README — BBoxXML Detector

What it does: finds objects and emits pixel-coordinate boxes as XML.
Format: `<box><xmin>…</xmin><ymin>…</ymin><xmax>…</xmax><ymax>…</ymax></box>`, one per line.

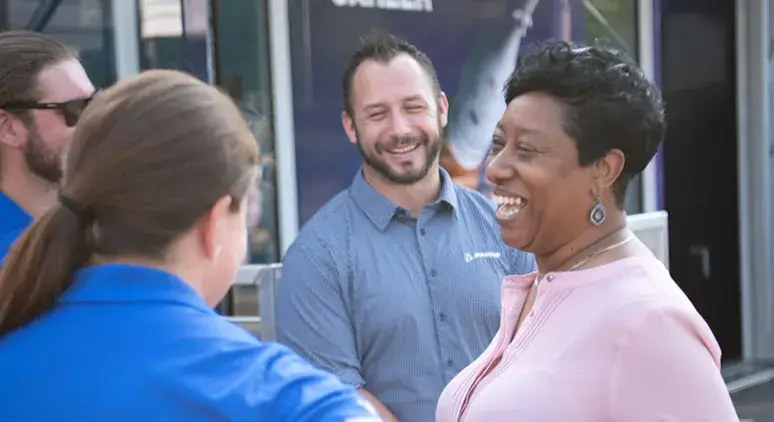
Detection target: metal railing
<box><xmin>228</xmin><ymin>263</ymin><xmax>282</xmax><ymax>341</ymax></box>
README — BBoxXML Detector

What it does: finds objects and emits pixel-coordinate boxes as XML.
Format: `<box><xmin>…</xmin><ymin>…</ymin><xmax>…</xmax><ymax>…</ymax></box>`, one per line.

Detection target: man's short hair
<box><xmin>341</xmin><ymin>30</ymin><xmax>440</xmax><ymax>117</ymax></box>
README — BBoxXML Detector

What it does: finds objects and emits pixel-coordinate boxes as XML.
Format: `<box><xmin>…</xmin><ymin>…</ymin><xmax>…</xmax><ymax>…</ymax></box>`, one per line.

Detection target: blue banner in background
<box><xmin>288</xmin><ymin>0</ymin><xmax>587</xmax><ymax>225</ymax></box>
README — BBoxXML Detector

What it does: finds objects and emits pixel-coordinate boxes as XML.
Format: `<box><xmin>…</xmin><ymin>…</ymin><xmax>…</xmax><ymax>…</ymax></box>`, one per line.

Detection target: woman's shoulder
<box><xmin>584</xmin><ymin>256</ymin><xmax>718</xmax><ymax>350</ymax></box>
<box><xmin>590</xmin><ymin>255</ymin><xmax>692</xmax><ymax>306</ymax></box>
<box><xmin>598</xmin><ymin>258</ymin><xmax>721</xmax><ymax>360</ymax></box>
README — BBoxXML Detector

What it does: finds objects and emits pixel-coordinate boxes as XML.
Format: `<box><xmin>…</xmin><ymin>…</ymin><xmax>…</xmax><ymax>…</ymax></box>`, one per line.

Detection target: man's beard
<box><xmin>355</xmin><ymin>120</ymin><xmax>442</xmax><ymax>185</ymax></box>
<box><xmin>25</xmin><ymin>125</ymin><xmax>62</xmax><ymax>184</ymax></box>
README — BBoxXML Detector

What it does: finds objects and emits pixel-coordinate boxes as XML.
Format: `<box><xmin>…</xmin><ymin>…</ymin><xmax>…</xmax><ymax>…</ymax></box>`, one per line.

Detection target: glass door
<box><xmin>210</xmin><ymin>0</ymin><xmax>278</xmax><ymax>316</ymax></box>
<box><xmin>138</xmin><ymin>0</ymin><xmax>279</xmax><ymax>316</ymax></box>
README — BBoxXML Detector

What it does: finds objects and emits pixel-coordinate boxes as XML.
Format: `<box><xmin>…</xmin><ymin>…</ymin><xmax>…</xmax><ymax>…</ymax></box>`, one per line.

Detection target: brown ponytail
<box><xmin>0</xmin><ymin>69</ymin><xmax>259</xmax><ymax>337</ymax></box>
<box><xmin>0</xmin><ymin>202</ymin><xmax>92</xmax><ymax>336</ymax></box>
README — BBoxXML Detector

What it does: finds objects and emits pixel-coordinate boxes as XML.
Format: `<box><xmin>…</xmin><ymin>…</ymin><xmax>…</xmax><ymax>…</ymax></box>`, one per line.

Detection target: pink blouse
<box><xmin>436</xmin><ymin>256</ymin><xmax>739</xmax><ymax>421</ymax></box>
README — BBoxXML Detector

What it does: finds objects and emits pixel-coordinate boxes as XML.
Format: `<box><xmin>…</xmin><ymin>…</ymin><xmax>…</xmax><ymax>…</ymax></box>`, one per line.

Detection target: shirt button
<box><xmin>546</xmin><ymin>274</ymin><xmax>555</xmax><ymax>282</ymax></box>
<box><xmin>447</xmin><ymin>359</ymin><xmax>454</xmax><ymax>368</ymax></box>
<box><xmin>430</xmin><ymin>269</ymin><xmax>437</xmax><ymax>277</ymax></box>
<box><xmin>439</xmin><ymin>312</ymin><xmax>447</xmax><ymax>321</ymax></box>
<box><xmin>420</xmin><ymin>228</ymin><xmax>426</xmax><ymax>236</ymax></box>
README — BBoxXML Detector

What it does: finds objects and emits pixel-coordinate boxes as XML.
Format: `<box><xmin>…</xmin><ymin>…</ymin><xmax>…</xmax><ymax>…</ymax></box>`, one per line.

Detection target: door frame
<box><xmin>112</xmin><ymin>1</ymin><xmax>140</xmax><ymax>81</ymax></box>
<box><xmin>736</xmin><ymin>0</ymin><xmax>774</xmax><ymax>360</ymax></box>
<box><xmin>637</xmin><ymin>0</ymin><xmax>659</xmax><ymax>213</ymax></box>
<box><xmin>267</xmin><ymin>0</ymin><xmax>300</xmax><ymax>257</ymax></box>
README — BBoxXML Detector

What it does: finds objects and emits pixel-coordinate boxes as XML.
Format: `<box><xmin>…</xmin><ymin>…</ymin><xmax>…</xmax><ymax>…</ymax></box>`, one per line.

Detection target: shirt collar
<box><xmin>350</xmin><ymin>166</ymin><xmax>460</xmax><ymax>231</ymax></box>
<box><xmin>0</xmin><ymin>191</ymin><xmax>32</xmax><ymax>235</ymax></box>
<box><xmin>59</xmin><ymin>263</ymin><xmax>212</xmax><ymax>313</ymax></box>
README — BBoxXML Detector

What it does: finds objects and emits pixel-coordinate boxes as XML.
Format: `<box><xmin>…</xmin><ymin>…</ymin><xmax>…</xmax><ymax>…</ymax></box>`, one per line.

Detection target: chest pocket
<box><xmin>347</xmin><ymin>237</ymin><xmax>433</xmax><ymax>344</ymax></box>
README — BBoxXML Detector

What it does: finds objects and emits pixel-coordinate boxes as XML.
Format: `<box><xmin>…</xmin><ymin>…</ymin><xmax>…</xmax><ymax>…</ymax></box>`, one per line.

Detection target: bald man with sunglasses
<box><xmin>0</xmin><ymin>31</ymin><xmax>96</xmax><ymax>260</ymax></box>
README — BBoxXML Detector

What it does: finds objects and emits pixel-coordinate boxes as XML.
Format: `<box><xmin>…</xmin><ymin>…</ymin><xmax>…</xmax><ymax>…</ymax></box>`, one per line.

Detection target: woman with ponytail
<box><xmin>0</xmin><ymin>70</ymin><xmax>379</xmax><ymax>422</ymax></box>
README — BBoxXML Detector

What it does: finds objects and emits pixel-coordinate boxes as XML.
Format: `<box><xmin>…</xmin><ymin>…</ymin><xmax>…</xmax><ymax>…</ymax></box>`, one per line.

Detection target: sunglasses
<box><xmin>1</xmin><ymin>92</ymin><xmax>98</xmax><ymax>127</ymax></box>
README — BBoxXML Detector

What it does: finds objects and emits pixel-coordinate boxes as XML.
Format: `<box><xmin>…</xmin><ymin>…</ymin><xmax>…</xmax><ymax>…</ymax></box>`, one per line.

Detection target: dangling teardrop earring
<box><xmin>589</xmin><ymin>197</ymin><xmax>606</xmax><ymax>226</ymax></box>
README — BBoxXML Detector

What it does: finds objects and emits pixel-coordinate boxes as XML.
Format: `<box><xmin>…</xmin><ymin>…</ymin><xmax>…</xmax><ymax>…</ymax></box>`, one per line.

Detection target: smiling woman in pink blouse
<box><xmin>436</xmin><ymin>41</ymin><xmax>739</xmax><ymax>422</ymax></box>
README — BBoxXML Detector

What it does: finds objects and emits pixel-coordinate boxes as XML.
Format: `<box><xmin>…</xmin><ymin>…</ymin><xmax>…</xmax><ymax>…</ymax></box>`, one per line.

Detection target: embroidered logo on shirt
<box><xmin>464</xmin><ymin>251</ymin><xmax>501</xmax><ymax>263</ymax></box>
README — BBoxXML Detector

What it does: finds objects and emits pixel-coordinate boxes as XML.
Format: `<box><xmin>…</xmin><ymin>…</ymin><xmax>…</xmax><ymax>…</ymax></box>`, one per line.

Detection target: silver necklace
<box><xmin>536</xmin><ymin>234</ymin><xmax>636</xmax><ymax>285</ymax></box>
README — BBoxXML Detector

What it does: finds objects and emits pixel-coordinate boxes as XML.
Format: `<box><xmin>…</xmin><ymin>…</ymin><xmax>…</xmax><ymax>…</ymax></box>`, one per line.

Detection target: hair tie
<box><xmin>58</xmin><ymin>191</ymin><xmax>94</xmax><ymax>225</ymax></box>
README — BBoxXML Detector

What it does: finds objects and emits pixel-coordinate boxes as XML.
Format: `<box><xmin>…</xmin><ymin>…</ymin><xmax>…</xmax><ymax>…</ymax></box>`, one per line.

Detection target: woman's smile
<box><xmin>493</xmin><ymin>194</ymin><xmax>528</xmax><ymax>222</ymax></box>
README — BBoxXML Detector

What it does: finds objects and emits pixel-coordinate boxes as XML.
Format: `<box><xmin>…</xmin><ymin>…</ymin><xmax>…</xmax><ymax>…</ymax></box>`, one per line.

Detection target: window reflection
<box><xmin>212</xmin><ymin>0</ymin><xmax>278</xmax><ymax>266</ymax></box>
<box><xmin>583</xmin><ymin>0</ymin><xmax>637</xmax><ymax>55</ymax></box>
<box><xmin>2</xmin><ymin>0</ymin><xmax>117</xmax><ymax>87</ymax></box>
<box><xmin>240</xmin><ymin>108</ymin><xmax>277</xmax><ymax>264</ymax></box>
<box><xmin>213</xmin><ymin>0</ymin><xmax>276</xmax><ymax>317</ymax></box>
<box><xmin>135</xmin><ymin>0</ymin><xmax>279</xmax><ymax>268</ymax></box>
<box><xmin>583</xmin><ymin>0</ymin><xmax>642</xmax><ymax>214</ymax></box>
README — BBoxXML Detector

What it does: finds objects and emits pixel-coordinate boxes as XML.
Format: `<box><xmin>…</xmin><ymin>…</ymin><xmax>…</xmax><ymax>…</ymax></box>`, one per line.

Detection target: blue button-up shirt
<box><xmin>0</xmin><ymin>264</ymin><xmax>380</xmax><ymax>421</ymax></box>
<box><xmin>277</xmin><ymin>168</ymin><xmax>535</xmax><ymax>422</ymax></box>
<box><xmin>0</xmin><ymin>191</ymin><xmax>32</xmax><ymax>260</ymax></box>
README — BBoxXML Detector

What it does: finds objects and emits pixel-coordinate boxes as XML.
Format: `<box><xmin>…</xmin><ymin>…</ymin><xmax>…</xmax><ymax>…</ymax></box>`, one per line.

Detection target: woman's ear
<box><xmin>593</xmin><ymin>148</ymin><xmax>626</xmax><ymax>189</ymax></box>
<box><xmin>198</xmin><ymin>194</ymin><xmax>232</xmax><ymax>260</ymax></box>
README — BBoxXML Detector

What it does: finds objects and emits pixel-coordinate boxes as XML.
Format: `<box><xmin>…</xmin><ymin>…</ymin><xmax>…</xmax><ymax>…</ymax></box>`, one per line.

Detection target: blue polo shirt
<box><xmin>0</xmin><ymin>264</ymin><xmax>380</xmax><ymax>422</ymax></box>
<box><xmin>0</xmin><ymin>191</ymin><xmax>32</xmax><ymax>260</ymax></box>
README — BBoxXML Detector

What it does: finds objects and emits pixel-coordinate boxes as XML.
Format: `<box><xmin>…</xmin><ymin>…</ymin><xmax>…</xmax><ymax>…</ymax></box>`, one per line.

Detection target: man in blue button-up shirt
<box><xmin>0</xmin><ymin>31</ymin><xmax>95</xmax><ymax>260</ymax></box>
<box><xmin>277</xmin><ymin>32</ymin><xmax>535</xmax><ymax>422</ymax></box>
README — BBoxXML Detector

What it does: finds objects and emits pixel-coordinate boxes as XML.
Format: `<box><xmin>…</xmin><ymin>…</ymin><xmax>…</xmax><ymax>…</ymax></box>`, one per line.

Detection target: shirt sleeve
<box><xmin>149</xmin><ymin>320</ymin><xmax>379</xmax><ymax>422</ymax></box>
<box><xmin>609</xmin><ymin>304</ymin><xmax>739</xmax><ymax>421</ymax></box>
<box><xmin>507</xmin><ymin>247</ymin><xmax>536</xmax><ymax>275</ymax></box>
<box><xmin>262</xmin><ymin>344</ymin><xmax>381</xmax><ymax>422</ymax></box>
<box><xmin>276</xmin><ymin>240</ymin><xmax>365</xmax><ymax>388</ymax></box>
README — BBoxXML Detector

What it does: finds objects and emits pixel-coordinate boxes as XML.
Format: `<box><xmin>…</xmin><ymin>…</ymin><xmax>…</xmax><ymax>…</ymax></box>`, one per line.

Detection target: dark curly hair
<box><xmin>504</xmin><ymin>41</ymin><xmax>666</xmax><ymax>207</ymax></box>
